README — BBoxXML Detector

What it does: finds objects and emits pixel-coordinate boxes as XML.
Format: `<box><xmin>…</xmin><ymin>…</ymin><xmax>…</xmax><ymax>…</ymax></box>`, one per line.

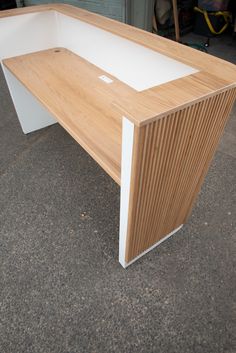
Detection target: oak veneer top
<box><xmin>1</xmin><ymin>4</ymin><xmax>236</xmax><ymax>126</ymax></box>
<box><xmin>3</xmin><ymin>48</ymin><xmax>126</xmax><ymax>184</ymax></box>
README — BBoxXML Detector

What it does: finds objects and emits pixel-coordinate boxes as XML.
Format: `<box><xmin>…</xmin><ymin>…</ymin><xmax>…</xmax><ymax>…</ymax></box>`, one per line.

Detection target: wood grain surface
<box><xmin>0</xmin><ymin>4</ymin><xmax>235</xmax><ymax>127</ymax></box>
<box><xmin>125</xmin><ymin>88</ymin><xmax>236</xmax><ymax>262</ymax></box>
<box><xmin>3</xmin><ymin>48</ymin><xmax>137</xmax><ymax>183</ymax></box>
<box><xmin>1</xmin><ymin>5</ymin><xmax>236</xmax><ymax>265</ymax></box>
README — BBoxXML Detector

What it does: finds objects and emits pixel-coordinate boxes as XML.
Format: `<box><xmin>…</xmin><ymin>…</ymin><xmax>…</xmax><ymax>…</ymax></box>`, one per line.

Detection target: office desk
<box><xmin>0</xmin><ymin>5</ymin><xmax>235</xmax><ymax>267</ymax></box>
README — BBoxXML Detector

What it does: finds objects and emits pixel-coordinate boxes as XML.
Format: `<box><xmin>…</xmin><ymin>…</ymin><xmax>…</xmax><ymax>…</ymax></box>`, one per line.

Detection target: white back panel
<box><xmin>0</xmin><ymin>11</ymin><xmax>58</xmax><ymax>60</ymax></box>
<box><xmin>0</xmin><ymin>10</ymin><xmax>197</xmax><ymax>90</ymax></box>
<box><xmin>57</xmin><ymin>13</ymin><xmax>197</xmax><ymax>91</ymax></box>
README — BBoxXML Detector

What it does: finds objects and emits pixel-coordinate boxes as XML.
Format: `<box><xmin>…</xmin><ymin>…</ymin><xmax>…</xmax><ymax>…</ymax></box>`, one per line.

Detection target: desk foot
<box><xmin>122</xmin><ymin>224</ymin><xmax>183</xmax><ymax>268</ymax></box>
<box><xmin>2</xmin><ymin>65</ymin><xmax>57</xmax><ymax>134</ymax></box>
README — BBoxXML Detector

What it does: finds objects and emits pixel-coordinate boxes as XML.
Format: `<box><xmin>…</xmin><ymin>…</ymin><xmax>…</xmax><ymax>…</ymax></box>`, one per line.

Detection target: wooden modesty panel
<box><xmin>125</xmin><ymin>89</ymin><xmax>236</xmax><ymax>263</ymax></box>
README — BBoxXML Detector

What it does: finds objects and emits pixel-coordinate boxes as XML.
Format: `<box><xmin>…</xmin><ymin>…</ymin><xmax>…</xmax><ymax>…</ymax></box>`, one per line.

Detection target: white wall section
<box><xmin>0</xmin><ymin>10</ymin><xmax>198</xmax><ymax>91</ymax></box>
<box><xmin>57</xmin><ymin>12</ymin><xmax>197</xmax><ymax>91</ymax></box>
<box><xmin>0</xmin><ymin>11</ymin><xmax>59</xmax><ymax>60</ymax></box>
<box><xmin>2</xmin><ymin>65</ymin><xmax>57</xmax><ymax>133</ymax></box>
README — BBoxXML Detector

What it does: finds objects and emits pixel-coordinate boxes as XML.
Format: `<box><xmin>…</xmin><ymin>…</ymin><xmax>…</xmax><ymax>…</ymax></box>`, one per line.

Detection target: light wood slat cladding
<box><xmin>125</xmin><ymin>89</ymin><xmax>236</xmax><ymax>263</ymax></box>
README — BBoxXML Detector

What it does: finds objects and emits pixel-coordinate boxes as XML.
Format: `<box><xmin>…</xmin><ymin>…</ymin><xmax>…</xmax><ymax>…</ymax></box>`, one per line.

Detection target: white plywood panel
<box><xmin>0</xmin><ymin>10</ymin><xmax>198</xmax><ymax>91</ymax></box>
<box><xmin>57</xmin><ymin>12</ymin><xmax>198</xmax><ymax>91</ymax></box>
<box><xmin>2</xmin><ymin>65</ymin><xmax>57</xmax><ymax>133</ymax></box>
<box><xmin>0</xmin><ymin>11</ymin><xmax>58</xmax><ymax>60</ymax></box>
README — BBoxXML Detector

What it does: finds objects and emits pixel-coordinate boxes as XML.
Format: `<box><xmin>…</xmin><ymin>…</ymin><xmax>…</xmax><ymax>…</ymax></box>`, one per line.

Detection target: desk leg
<box><xmin>2</xmin><ymin>65</ymin><xmax>57</xmax><ymax>134</ymax></box>
<box><xmin>120</xmin><ymin>89</ymin><xmax>236</xmax><ymax>267</ymax></box>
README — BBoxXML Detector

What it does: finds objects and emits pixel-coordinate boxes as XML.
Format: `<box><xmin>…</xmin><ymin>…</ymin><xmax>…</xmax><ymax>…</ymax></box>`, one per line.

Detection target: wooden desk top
<box><xmin>1</xmin><ymin>4</ymin><xmax>236</xmax><ymax>128</ymax></box>
<box><xmin>3</xmin><ymin>48</ymin><xmax>125</xmax><ymax>184</ymax></box>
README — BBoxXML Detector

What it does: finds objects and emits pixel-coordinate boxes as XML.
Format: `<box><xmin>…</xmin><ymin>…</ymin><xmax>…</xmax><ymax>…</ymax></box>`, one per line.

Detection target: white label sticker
<box><xmin>99</xmin><ymin>75</ymin><xmax>113</xmax><ymax>84</ymax></box>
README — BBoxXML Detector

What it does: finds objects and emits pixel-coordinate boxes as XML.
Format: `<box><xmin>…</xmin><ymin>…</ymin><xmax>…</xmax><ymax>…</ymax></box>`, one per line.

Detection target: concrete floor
<box><xmin>0</xmin><ymin>34</ymin><xmax>236</xmax><ymax>353</ymax></box>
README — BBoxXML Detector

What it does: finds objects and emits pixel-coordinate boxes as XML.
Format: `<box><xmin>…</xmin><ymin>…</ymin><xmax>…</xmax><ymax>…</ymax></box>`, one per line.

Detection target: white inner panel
<box><xmin>2</xmin><ymin>65</ymin><xmax>57</xmax><ymax>133</ymax></box>
<box><xmin>0</xmin><ymin>10</ymin><xmax>198</xmax><ymax>91</ymax></box>
<box><xmin>0</xmin><ymin>11</ymin><xmax>58</xmax><ymax>59</ymax></box>
<box><xmin>119</xmin><ymin>117</ymin><xmax>134</xmax><ymax>268</ymax></box>
<box><xmin>56</xmin><ymin>12</ymin><xmax>197</xmax><ymax>91</ymax></box>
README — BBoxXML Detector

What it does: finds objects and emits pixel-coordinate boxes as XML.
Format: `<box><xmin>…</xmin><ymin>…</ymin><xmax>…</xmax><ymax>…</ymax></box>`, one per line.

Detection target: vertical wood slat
<box><xmin>126</xmin><ymin>89</ymin><xmax>236</xmax><ymax>263</ymax></box>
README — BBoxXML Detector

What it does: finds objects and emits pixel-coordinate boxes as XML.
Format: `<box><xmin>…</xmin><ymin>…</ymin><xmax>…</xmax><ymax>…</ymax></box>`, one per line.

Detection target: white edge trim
<box><xmin>124</xmin><ymin>224</ymin><xmax>184</xmax><ymax>268</ymax></box>
<box><xmin>119</xmin><ymin>117</ymin><xmax>134</xmax><ymax>268</ymax></box>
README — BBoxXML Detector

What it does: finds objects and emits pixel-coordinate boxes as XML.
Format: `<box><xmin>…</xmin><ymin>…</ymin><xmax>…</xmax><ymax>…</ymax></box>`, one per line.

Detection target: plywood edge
<box><xmin>141</xmin><ymin>82</ymin><xmax>236</xmax><ymax>126</ymax></box>
<box><xmin>114</xmin><ymin>82</ymin><xmax>236</xmax><ymax>127</ymax></box>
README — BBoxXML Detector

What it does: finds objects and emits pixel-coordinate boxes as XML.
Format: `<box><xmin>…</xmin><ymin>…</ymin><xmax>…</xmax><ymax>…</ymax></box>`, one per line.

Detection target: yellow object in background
<box><xmin>194</xmin><ymin>7</ymin><xmax>231</xmax><ymax>35</ymax></box>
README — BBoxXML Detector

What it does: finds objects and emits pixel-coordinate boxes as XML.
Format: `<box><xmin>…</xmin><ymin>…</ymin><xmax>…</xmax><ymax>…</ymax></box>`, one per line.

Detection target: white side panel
<box><xmin>0</xmin><ymin>11</ymin><xmax>58</xmax><ymax>60</ymax></box>
<box><xmin>57</xmin><ymin>13</ymin><xmax>197</xmax><ymax>91</ymax></box>
<box><xmin>119</xmin><ymin>117</ymin><xmax>134</xmax><ymax>268</ymax></box>
<box><xmin>2</xmin><ymin>65</ymin><xmax>57</xmax><ymax>134</ymax></box>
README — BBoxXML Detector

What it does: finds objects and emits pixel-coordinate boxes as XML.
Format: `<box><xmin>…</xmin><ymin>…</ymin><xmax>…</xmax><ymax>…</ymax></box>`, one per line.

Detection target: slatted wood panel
<box><xmin>125</xmin><ymin>89</ymin><xmax>236</xmax><ymax>263</ymax></box>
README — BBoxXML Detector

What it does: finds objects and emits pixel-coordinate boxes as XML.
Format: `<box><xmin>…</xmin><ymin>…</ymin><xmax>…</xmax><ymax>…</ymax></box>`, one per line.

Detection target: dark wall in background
<box><xmin>0</xmin><ymin>0</ymin><xmax>17</xmax><ymax>10</ymax></box>
<box><xmin>16</xmin><ymin>0</ymin><xmax>155</xmax><ymax>31</ymax></box>
<box><xmin>22</xmin><ymin>0</ymin><xmax>126</xmax><ymax>22</ymax></box>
